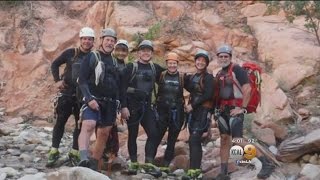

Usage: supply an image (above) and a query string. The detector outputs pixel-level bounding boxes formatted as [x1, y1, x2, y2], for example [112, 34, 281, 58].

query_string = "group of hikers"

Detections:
[47, 26, 275, 180]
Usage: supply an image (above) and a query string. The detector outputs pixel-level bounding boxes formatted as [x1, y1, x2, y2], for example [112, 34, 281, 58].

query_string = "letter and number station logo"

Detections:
[230, 144, 257, 164]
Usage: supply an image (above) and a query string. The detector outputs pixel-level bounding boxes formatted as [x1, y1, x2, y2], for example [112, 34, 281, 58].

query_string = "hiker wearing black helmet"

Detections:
[102, 39, 130, 163]
[47, 27, 95, 167]
[153, 52, 185, 173]
[77, 28, 122, 171]
[182, 49, 214, 179]
[214, 44, 274, 180]
[120, 40, 165, 177]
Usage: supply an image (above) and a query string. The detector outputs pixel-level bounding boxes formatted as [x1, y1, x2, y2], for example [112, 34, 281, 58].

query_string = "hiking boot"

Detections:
[68, 150, 80, 166]
[140, 163, 162, 178]
[182, 169, 203, 180]
[46, 149, 60, 167]
[257, 156, 275, 179]
[159, 166, 170, 174]
[88, 158, 99, 171]
[214, 173, 230, 180]
[121, 162, 139, 175]
[78, 159, 90, 168]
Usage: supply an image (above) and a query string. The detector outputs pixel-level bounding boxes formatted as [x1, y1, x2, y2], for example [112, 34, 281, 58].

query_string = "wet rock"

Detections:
[277, 129, 320, 162]
[20, 144, 37, 152]
[302, 154, 311, 162]
[0, 173, 6, 180]
[309, 155, 318, 165]
[252, 127, 276, 146]
[206, 142, 214, 148]
[17, 130, 42, 144]
[23, 168, 39, 174]
[214, 137, 221, 148]
[131, 173, 154, 180]
[300, 164, 320, 180]
[33, 157, 42, 163]
[47, 167, 111, 180]
[19, 153, 33, 162]
[8, 117, 24, 125]
[7, 148, 21, 156]
[18, 172, 46, 180]
[309, 117, 320, 124]
[35, 145, 50, 152]
[0, 167, 20, 177]
[0, 164, 4, 168]
[173, 169, 185, 177]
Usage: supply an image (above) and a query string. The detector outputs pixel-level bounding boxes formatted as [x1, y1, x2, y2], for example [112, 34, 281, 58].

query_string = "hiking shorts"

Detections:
[217, 106, 244, 138]
[81, 100, 117, 127]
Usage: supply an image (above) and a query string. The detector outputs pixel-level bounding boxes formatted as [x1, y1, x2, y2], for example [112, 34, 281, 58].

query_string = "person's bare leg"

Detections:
[78, 120, 96, 162]
[220, 134, 232, 175]
[92, 126, 112, 160]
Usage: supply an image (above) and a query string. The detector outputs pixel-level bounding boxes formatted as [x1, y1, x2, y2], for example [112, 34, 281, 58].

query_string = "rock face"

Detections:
[277, 129, 320, 162]
[246, 15, 320, 91]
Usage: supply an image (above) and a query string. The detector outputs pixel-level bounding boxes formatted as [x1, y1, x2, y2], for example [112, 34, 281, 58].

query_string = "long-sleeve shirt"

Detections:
[120, 61, 165, 108]
[78, 50, 121, 102]
[184, 72, 214, 110]
[51, 48, 89, 83]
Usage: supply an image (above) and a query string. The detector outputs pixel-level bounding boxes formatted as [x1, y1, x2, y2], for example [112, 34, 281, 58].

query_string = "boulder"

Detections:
[46, 167, 110, 180]
[241, 3, 267, 17]
[277, 129, 320, 162]
[255, 73, 293, 124]
[300, 164, 320, 180]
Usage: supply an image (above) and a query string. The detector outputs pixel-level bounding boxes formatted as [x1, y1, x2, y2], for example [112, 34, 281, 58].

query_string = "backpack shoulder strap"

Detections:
[228, 63, 242, 93]
[159, 70, 167, 83]
[199, 73, 205, 91]
[112, 55, 118, 68]
[150, 61, 156, 76]
[92, 50, 102, 67]
[129, 62, 138, 83]
[179, 72, 185, 89]
[72, 47, 80, 62]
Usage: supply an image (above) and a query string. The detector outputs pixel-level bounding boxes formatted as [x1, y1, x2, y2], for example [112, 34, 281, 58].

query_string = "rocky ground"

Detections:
[1, 1, 320, 180]
[0, 114, 319, 180]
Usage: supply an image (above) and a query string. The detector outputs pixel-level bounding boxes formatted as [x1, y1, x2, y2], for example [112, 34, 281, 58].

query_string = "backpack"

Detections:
[91, 50, 118, 85]
[158, 70, 184, 90]
[158, 70, 185, 102]
[71, 47, 81, 84]
[216, 62, 262, 113]
[129, 61, 155, 83]
[189, 72, 214, 109]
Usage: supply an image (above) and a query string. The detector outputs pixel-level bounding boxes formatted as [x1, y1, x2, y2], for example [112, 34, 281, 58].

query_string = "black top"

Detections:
[78, 50, 122, 102]
[184, 72, 214, 109]
[51, 48, 89, 85]
[221, 63, 249, 86]
[120, 61, 165, 107]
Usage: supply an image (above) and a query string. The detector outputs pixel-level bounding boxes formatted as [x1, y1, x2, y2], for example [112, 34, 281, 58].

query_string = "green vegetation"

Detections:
[127, 52, 136, 63]
[144, 22, 162, 40]
[0, 0, 24, 8]
[263, 1, 320, 46]
[263, 1, 281, 15]
[132, 22, 162, 45]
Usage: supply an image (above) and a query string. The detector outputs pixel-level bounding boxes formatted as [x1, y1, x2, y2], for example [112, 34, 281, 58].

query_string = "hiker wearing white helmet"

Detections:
[113, 39, 129, 72]
[48, 27, 95, 167]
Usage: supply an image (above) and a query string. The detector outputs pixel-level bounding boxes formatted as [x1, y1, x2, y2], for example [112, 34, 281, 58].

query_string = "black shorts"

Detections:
[217, 106, 244, 138]
[81, 100, 117, 127]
